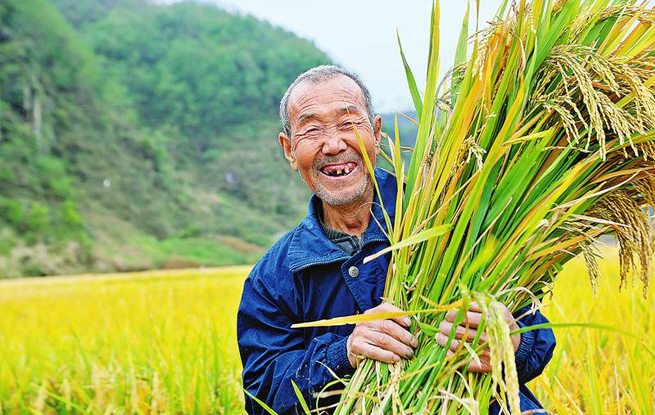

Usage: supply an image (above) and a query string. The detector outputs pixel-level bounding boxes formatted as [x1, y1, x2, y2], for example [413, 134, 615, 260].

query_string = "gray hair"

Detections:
[279, 65, 375, 137]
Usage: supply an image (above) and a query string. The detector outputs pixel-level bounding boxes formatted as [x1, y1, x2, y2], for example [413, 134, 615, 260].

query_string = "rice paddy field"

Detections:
[0, 249, 653, 415]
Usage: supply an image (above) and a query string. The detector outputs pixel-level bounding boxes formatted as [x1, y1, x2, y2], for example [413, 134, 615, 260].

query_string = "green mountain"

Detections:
[0, 0, 329, 277]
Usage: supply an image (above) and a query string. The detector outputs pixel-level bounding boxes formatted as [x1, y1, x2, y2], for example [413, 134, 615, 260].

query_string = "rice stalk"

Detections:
[321, 0, 655, 413]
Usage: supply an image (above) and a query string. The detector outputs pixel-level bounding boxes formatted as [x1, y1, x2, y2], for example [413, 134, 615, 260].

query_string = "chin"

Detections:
[314, 178, 370, 207]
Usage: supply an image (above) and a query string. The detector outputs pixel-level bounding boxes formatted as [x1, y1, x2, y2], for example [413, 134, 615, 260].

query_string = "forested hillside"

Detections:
[0, 0, 329, 277]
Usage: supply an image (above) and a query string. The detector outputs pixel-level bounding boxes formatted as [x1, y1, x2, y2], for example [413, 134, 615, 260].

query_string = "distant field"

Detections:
[1, 250, 653, 414]
[0, 267, 250, 415]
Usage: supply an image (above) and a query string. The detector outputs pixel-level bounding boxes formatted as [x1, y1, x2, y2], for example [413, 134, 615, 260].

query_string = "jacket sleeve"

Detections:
[512, 306, 556, 385]
[237, 273, 354, 415]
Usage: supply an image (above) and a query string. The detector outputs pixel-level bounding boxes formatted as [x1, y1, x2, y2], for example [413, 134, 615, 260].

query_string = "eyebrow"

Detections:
[297, 106, 363, 123]
[337, 106, 362, 117]
[298, 113, 318, 124]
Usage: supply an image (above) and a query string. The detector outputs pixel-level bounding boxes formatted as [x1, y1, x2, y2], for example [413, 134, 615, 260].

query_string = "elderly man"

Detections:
[237, 65, 555, 415]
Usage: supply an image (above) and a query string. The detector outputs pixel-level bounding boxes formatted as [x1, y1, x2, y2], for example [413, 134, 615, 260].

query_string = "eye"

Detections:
[301, 127, 322, 138]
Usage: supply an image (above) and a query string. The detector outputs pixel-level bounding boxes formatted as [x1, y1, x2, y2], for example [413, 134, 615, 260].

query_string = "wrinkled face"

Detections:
[279, 75, 381, 207]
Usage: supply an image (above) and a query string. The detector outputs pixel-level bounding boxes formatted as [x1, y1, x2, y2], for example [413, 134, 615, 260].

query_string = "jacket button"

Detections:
[348, 266, 359, 278]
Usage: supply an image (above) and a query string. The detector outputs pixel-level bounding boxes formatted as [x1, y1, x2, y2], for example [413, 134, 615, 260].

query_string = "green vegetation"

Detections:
[331, 0, 654, 413]
[0, 0, 328, 277]
[1, 253, 653, 414]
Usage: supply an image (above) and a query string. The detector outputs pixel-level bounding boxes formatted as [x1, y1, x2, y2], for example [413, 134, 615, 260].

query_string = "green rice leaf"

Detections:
[363, 224, 454, 263]
[244, 390, 279, 415]
[397, 30, 423, 119]
[452, 0, 470, 103]
[455, 2, 470, 68]
[354, 124, 394, 239]
[291, 381, 311, 415]
[417, 321, 439, 337]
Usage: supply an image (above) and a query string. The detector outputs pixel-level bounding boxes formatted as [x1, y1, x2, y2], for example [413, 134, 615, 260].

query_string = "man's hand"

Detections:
[346, 303, 418, 368]
[435, 302, 521, 373]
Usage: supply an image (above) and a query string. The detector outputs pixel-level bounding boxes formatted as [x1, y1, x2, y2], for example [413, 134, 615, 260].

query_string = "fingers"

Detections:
[364, 318, 417, 356]
[377, 318, 419, 347]
[348, 303, 418, 366]
[435, 332, 460, 352]
[466, 360, 491, 373]
[462, 302, 483, 314]
[351, 340, 401, 364]
[348, 325, 415, 364]
[497, 305, 521, 351]
[439, 301, 508, 374]
[447, 348, 492, 373]
[365, 302, 412, 328]
[445, 302, 483, 325]
[368, 328, 415, 359]
[445, 310, 483, 328]
[438, 320, 488, 343]
[439, 337, 492, 373]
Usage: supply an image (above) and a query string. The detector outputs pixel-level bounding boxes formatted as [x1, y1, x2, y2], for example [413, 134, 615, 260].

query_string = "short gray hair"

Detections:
[279, 65, 375, 137]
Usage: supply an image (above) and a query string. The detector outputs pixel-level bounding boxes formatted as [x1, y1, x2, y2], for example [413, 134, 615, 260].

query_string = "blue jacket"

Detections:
[237, 168, 556, 414]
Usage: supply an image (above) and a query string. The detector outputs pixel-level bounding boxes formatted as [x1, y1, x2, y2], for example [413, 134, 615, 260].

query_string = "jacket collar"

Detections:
[288, 168, 397, 272]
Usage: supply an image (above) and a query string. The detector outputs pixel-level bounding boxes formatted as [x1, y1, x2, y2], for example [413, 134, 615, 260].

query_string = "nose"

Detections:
[321, 130, 347, 155]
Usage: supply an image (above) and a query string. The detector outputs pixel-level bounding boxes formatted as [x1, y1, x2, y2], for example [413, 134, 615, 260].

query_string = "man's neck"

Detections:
[321, 187, 374, 238]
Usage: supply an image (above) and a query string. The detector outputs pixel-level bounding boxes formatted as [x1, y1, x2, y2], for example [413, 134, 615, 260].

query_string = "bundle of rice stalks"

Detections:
[308, 0, 654, 413]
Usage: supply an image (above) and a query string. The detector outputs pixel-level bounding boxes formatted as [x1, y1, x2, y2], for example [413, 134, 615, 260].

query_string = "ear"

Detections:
[279, 132, 298, 171]
[373, 115, 382, 156]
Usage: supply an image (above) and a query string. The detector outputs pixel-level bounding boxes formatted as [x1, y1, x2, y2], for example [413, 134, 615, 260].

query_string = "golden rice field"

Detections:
[0, 249, 653, 414]
[535, 249, 655, 414]
[0, 267, 249, 415]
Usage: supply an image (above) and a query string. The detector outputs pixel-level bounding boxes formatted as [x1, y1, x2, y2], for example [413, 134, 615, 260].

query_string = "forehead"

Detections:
[287, 75, 367, 121]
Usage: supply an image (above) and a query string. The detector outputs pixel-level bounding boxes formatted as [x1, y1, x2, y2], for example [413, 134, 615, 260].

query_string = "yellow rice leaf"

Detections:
[291, 304, 461, 329]
[503, 129, 553, 145]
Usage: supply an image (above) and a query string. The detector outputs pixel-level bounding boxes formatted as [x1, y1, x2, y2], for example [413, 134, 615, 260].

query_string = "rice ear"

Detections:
[581, 241, 603, 298]
[589, 191, 653, 296]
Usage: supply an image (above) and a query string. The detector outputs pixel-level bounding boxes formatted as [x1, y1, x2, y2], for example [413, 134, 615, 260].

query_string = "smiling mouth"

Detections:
[319, 162, 357, 177]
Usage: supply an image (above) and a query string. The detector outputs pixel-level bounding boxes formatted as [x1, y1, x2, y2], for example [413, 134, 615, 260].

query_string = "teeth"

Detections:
[322, 166, 353, 176]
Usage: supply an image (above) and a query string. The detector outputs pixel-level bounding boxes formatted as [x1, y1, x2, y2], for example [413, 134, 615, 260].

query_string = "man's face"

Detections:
[279, 75, 382, 207]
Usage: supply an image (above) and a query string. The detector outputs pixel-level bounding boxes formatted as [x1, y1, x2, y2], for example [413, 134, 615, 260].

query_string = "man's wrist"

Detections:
[326, 336, 355, 377]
